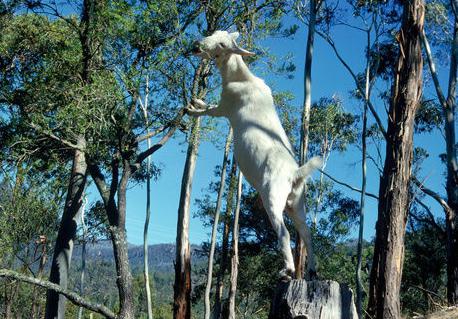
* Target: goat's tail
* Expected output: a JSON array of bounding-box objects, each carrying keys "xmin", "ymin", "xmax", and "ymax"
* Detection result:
[{"xmin": 294, "ymin": 156, "xmax": 322, "ymax": 186}]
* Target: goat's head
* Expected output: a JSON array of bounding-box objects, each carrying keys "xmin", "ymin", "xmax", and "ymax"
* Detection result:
[{"xmin": 192, "ymin": 30, "xmax": 255, "ymax": 60}]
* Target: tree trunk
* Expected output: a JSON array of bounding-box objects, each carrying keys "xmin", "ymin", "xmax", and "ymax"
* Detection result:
[
  {"xmin": 78, "ymin": 197, "xmax": 88, "ymax": 319},
  {"xmin": 204, "ymin": 128, "xmax": 233, "ymax": 319},
  {"xmin": 227, "ymin": 172, "xmax": 243, "ymax": 319},
  {"xmin": 356, "ymin": 28, "xmax": 371, "ymax": 318},
  {"xmin": 421, "ymin": 8, "xmax": 458, "ymax": 305},
  {"xmin": 367, "ymin": 1, "xmax": 424, "ymax": 318},
  {"xmin": 269, "ymin": 280, "xmax": 357, "ymax": 319},
  {"xmin": 295, "ymin": 0, "xmax": 320, "ymax": 280},
  {"xmin": 445, "ymin": 0, "xmax": 458, "ymax": 305},
  {"xmin": 214, "ymin": 158, "xmax": 238, "ymax": 319},
  {"xmin": 110, "ymin": 162, "xmax": 134, "ymax": 319},
  {"xmin": 45, "ymin": 137, "xmax": 87, "ymax": 319},
  {"xmin": 173, "ymin": 117, "xmax": 201, "ymax": 319},
  {"xmin": 141, "ymin": 76, "xmax": 154, "ymax": 319}
]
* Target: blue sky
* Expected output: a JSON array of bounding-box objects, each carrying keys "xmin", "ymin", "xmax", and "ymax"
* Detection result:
[{"xmin": 105, "ymin": 13, "xmax": 450, "ymax": 246}]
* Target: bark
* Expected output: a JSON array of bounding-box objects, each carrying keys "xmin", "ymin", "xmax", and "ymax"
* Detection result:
[
  {"xmin": 141, "ymin": 76, "xmax": 154, "ymax": 319},
  {"xmin": 173, "ymin": 117, "xmax": 201, "ymax": 319},
  {"xmin": 89, "ymin": 158, "xmax": 135, "ymax": 318},
  {"xmin": 213, "ymin": 158, "xmax": 238, "ymax": 319},
  {"xmin": 111, "ymin": 161, "xmax": 134, "ymax": 319},
  {"xmin": 77, "ymin": 235, "xmax": 86, "ymax": 319},
  {"xmin": 0, "ymin": 269, "xmax": 116, "ymax": 319},
  {"xmin": 269, "ymin": 280, "xmax": 358, "ymax": 319},
  {"xmin": 204, "ymin": 128, "xmax": 233, "ymax": 319},
  {"xmin": 227, "ymin": 172, "xmax": 243, "ymax": 319},
  {"xmin": 356, "ymin": 28, "xmax": 371, "ymax": 319},
  {"xmin": 367, "ymin": 1, "xmax": 424, "ymax": 318},
  {"xmin": 420, "ymin": 1, "xmax": 458, "ymax": 305},
  {"xmin": 78, "ymin": 198, "xmax": 88, "ymax": 319},
  {"xmin": 444, "ymin": 0, "xmax": 458, "ymax": 304},
  {"xmin": 295, "ymin": 0, "xmax": 320, "ymax": 280},
  {"xmin": 173, "ymin": 57, "xmax": 210, "ymax": 319},
  {"xmin": 45, "ymin": 137, "xmax": 87, "ymax": 319}
]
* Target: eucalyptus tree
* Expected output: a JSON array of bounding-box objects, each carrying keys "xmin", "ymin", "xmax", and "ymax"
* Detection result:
[
  {"xmin": 419, "ymin": 0, "xmax": 458, "ymax": 305},
  {"xmin": 1, "ymin": 0, "xmax": 202, "ymax": 317},
  {"xmin": 367, "ymin": 0, "xmax": 425, "ymax": 317},
  {"xmin": 293, "ymin": 0, "xmax": 323, "ymax": 279}
]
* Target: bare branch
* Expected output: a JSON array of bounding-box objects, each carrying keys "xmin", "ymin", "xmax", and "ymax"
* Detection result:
[
  {"xmin": 412, "ymin": 199, "xmax": 446, "ymax": 236},
  {"xmin": 29, "ymin": 123, "xmax": 83, "ymax": 151},
  {"xmin": 136, "ymin": 126, "xmax": 167, "ymax": 143},
  {"xmin": 0, "ymin": 269, "xmax": 116, "ymax": 319},
  {"xmin": 421, "ymin": 30, "xmax": 448, "ymax": 108},
  {"xmin": 315, "ymin": 29, "xmax": 388, "ymax": 140},
  {"xmin": 318, "ymin": 169, "xmax": 379, "ymax": 200},
  {"xmin": 411, "ymin": 176, "xmax": 451, "ymax": 213}
]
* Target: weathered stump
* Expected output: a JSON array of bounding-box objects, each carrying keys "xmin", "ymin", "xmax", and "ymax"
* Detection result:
[{"xmin": 269, "ymin": 280, "xmax": 358, "ymax": 319}]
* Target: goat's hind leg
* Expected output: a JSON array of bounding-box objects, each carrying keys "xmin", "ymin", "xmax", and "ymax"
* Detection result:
[
  {"xmin": 286, "ymin": 190, "xmax": 316, "ymax": 279},
  {"xmin": 261, "ymin": 186, "xmax": 295, "ymax": 280}
]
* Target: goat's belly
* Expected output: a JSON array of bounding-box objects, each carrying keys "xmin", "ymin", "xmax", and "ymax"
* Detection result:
[{"xmin": 232, "ymin": 134, "xmax": 270, "ymax": 189}]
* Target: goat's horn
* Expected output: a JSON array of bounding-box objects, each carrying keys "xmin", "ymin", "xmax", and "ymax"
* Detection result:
[{"xmin": 231, "ymin": 40, "xmax": 255, "ymax": 57}]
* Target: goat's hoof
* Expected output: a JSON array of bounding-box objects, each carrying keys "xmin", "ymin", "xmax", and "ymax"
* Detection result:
[
  {"xmin": 278, "ymin": 268, "xmax": 293, "ymax": 281},
  {"xmin": 191, "ymin": 98, "xmax": 207, "ymax": 109}
]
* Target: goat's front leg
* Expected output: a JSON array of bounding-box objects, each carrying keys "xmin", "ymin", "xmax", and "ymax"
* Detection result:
[{"xmin": 185, "ymin": 98, "xmax": 222, "ymax": 117}]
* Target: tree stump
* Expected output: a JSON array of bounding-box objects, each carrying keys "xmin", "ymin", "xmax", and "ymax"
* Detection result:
[{"xmin": 269, "ymin": 280, "xmax": 358, "ymax": 319}]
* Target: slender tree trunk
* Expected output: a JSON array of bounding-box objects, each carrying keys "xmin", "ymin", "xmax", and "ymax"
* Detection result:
[
  {"xmin": 89, "ymin": 157, "xmax": 135, "ymax": 318},
  {"xmin": 295, "ymin": 0, "xmax": 320, "ymax": 280},
  {"xmin": 78, "ymin": 197, "xmax": 88, "ymax": 319},
  {"xmin": 421, "ymin": 3, "xmax": 458, "ymax": 305},
  {"xmin": 367, "ymin": 1, "xmax": 424, "ymax": 318},
  {"xmin": 45, "ymin": 137, "xmax": 87, "ymax": 319},
  {"xmin": 356, "ymin": 29, "xmax": 371, "ymax": 319},
  {"xmin": 111, "ymin": 162, "xmax": 134, "ymax": 319},
  {"xmin": 141, "ymin": 76, "xmax": 154, "ymax": 319},
  {"xmin": 173, "ymin": 58, "xmax": 210, "ymax": 319},
  {"xmin": 227, "ymin": 172, "xmax": 243, "ymax": 319},
  {"xmin": 173, "ymin": 117, "xmax": 201, "ymax": 319},
  {"xmin": 444, "ymin": 0, "xmax": 458, "ymax": 304},
  {"xmin": 214, "ymin": 158, "xmax": 237, "ymax": 319},
  {"xmin": 77, "ymin": 235, "xmax": 86, "ymax": 319},
  {"xmin": 204, "ymin": 128, "xmax": 233, "ymax": 319}
]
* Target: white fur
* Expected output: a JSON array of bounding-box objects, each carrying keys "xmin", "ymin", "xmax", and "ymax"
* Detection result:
[{"xmin": 188, "ymin": 30, "xmax": 321, "ymax": 278}]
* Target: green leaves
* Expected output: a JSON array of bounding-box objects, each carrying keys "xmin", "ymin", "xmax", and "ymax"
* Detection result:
[{"xmin": 309, "ymin": 97, "xmax": 358, "ymax": 156}]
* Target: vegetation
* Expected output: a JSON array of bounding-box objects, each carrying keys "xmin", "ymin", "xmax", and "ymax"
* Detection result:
[{"xmin": 0, "ymin": 0, "xmax": 456, "ymax": 318}]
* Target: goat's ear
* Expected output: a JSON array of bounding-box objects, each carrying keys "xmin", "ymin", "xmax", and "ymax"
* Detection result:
[
  {"xmin": 230, "ymin": 32, "xmax": 240, "ymax": 40},
  {"xmin": 231, "ymin": 40, "xmax": 255, "ymax": 56}
]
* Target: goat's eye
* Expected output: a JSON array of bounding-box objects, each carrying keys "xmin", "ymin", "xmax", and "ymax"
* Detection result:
[{"xmin": 219, "ymin": 43, "xmax": 226, "ymax": 48}]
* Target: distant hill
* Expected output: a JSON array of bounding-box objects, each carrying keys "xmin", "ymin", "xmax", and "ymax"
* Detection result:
[
  {"xmin": 68, "ymin": 240, "xmax": 207, "ymax": 309},
  {"xmin": 71, "ymin": 240, "xmax": 206, "ymax": 272}
]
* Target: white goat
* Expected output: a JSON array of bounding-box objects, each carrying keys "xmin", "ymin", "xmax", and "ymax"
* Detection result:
[{"xmin": 187, "ymin": 30, "xmax": 321, "ymax": 279}]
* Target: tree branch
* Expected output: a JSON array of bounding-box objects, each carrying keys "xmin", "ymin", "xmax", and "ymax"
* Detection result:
[
  {"xmin": 411, "ymin": 176, "xmax": 451, "ymax": 213},
  {"xmin": 315, "ymin": 29, "xmax": 388, "ymax": 140},
  {"xmin": 136, "ymin": 125, "xmax": 167, "ymax": 143},
  {"xmin": 29, "ymin": 123, "xmax": 83, "ymax": 151},
  {"xmin": 0, "ymin": 269, "xmax": 116, "ymax": 319},
  {"xmin": 135, "ymin": 109, "xmax": 185, "ymax": 167},
  {"xmin": 412, "ymin": 199, "xmax": 446, "ymax": 236},
  {"xmin": 318, "ymin": 169, "xmax": 379, "ymax": 200},
  {"xmin": 420, "ymin": 30, "xmax": 448, "ymax": 108}
]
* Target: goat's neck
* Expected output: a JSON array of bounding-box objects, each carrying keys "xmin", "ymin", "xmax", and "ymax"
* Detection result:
[{"xmin": 218, "ymin": 54, "xmax": 254, "ymax": 84}]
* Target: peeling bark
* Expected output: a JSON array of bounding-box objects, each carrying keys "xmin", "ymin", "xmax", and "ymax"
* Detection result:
[{"xmin": 367, "ymin": 1, "xmax": 425, "ymax": 318}]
